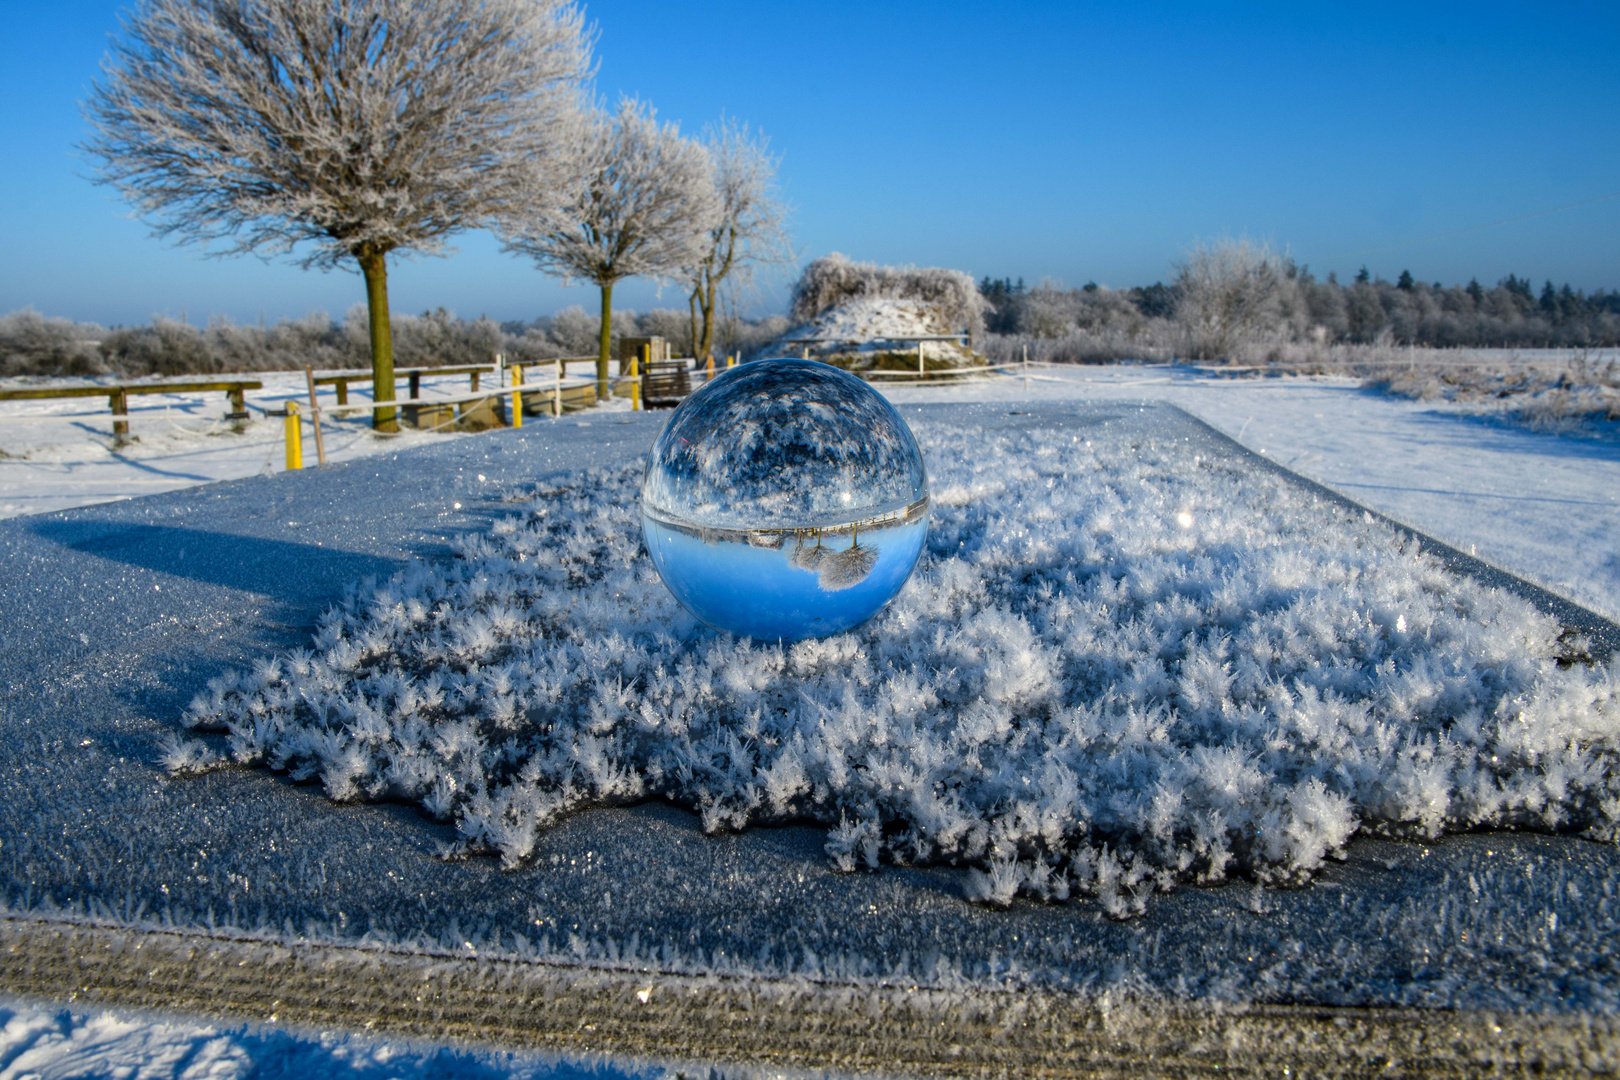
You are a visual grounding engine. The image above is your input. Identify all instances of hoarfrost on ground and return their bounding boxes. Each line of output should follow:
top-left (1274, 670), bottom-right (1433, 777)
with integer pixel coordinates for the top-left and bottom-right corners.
top-left (178, 419), bottom-right (1620, 916)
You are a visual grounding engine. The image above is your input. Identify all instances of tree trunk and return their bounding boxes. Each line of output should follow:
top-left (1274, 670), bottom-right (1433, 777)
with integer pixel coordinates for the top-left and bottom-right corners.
top-left (358, 249), bottom-right (397, 432)
top-left (597, 281), bottom-right (613, 399)
top-left (687, 287), bottom-right (702, 361)
top-left (689, 273), bottom-right (719, 363)
top-left (700, 275), bottom-right (718, 360)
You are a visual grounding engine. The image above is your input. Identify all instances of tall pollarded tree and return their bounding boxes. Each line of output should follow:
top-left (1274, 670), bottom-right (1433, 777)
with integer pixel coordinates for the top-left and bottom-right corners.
top-left (84, 0), bottom-right (591, 430)
top-left (500, 98), bottom-right (719, 397)
top-left (684, 117), bottom-right (792, 363)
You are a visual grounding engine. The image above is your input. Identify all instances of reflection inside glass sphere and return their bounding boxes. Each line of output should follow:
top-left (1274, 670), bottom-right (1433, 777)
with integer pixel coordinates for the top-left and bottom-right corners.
top-left (641, 358), bottom-right (929, 641)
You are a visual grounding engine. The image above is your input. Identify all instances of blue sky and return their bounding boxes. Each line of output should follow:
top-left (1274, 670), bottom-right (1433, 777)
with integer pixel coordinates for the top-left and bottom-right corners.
top-left (2, 0), bottom-right (1618, 326)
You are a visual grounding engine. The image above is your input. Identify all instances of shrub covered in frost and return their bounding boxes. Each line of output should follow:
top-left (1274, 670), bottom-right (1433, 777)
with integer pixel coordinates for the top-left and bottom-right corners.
top-left (179, 423), bottom-right (1620, 916)
top-left (789, 254), bottom-right (988, 338)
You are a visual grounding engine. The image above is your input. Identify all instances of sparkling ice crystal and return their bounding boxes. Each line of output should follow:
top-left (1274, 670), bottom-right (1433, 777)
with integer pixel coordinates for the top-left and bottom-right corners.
top-left (641, 359), bottom-right (929, 641)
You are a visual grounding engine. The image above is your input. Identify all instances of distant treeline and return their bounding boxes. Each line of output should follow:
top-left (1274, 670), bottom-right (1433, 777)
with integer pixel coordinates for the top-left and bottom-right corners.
top-left (979, 265), bottom-right (1620, 351)
top-left (0, 305), bottom-right (790, 379)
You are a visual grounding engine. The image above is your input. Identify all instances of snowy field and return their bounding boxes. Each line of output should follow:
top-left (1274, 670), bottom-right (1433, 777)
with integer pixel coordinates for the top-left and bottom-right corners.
top-left (2, 363), bottom-right (1614, 622)
top-left (0, 370), bottom-right (628, 520)
top-left (888, 365), bottom-right (1620, 622)
top-left (0, 998), bottom-right (642, 1080)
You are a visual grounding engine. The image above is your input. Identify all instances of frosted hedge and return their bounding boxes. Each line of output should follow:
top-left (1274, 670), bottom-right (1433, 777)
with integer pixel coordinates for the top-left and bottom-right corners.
top-left (175, 421), bottom-right (1620, 916)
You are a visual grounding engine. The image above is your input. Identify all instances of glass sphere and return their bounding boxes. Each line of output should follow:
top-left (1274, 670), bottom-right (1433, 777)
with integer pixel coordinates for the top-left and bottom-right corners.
top-left (641, 358), bottom-right (929, 641)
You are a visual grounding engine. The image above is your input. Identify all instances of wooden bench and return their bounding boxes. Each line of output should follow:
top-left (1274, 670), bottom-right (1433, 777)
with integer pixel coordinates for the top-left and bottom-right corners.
top-left (641, 361), bottom-right (692, 409)
top-left (0, 379), bottom-right (264, 436)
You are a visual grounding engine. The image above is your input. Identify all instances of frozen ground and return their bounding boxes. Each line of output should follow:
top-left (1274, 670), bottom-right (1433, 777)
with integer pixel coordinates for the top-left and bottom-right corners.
top-left (2, 401), bottom-right (1618, 1076)
top-left (881, 366), bottom-right (1620, 622)
top-left (176, 414), bottom-right (1619, 914)
top-left (2, 363), bottom-right (1613, 623)
top-left (0, 997), bottom-right (642, 1080)
top-left (0, 370), bottom-right (627, 519)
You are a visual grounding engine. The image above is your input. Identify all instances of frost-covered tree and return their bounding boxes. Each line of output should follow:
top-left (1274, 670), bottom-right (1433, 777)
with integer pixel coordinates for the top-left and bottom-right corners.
top-left (684, 118), bottom-right (792, 362)
top-left (83, 0), bottom-right (590, 429)
top-left (1173, 239), bottom-right (1290, 360)
top-left (500, 98), bottom-right (719, 396)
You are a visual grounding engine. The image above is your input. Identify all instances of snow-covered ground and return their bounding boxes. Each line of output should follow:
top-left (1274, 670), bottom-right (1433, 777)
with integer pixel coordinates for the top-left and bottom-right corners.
top-left (0, 370), bottom-right (628, 519)
top-left (3, 364), bottom-right (1612, 620)
top-left (5, 364), bottom-right (1620, 1078)
top-left (0, 998), bottom-right (642, 1080)
top-left (174, 410), bottom-right (1619, 914)
top-left (881, 366), bottom-right (1620, 621)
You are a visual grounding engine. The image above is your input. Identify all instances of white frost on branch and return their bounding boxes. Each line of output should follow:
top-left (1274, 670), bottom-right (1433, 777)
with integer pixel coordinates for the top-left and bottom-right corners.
top-left (180, 424), bottom-right (1620, 916)
top-left (499, 98), bottom-right (720, 290)
top-left (84, 0), bottom-right (592, 269)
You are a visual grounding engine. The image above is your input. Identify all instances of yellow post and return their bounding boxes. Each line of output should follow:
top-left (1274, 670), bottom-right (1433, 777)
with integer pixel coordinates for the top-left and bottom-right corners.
top-left (706, 354), bottom-right (714, 380)
top-left (630, 344), bottom-right (645, 411)
top-left (727, 353), bottom-right (736, 369)
top-left (284, 400), bottom-right (302, 470)
top-left (510, 364), bottom-right (523, 428)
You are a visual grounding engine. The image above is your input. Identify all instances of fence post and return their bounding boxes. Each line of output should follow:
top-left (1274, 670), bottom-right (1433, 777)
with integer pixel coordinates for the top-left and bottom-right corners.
top-left (728, 353), bottom-right (736, 369)
top-left (631, 345), bottom-right (644, 411)
top-left (108, 388), bottom-right (130, 440)
top-left (706, 354), bottom-right (715, 380)
top-left (303, 365), bottom-right (326, 466)
top-left (1023, 344), bottom-right (1029, 388)
top-left (918, 341), bottom-right (925, 379)
top-left (284, 400), bottom-right (302, 471)
top-left (554, 359), bottom-right (562, 418)
top-left (511, 363), bottom-right (524, 429)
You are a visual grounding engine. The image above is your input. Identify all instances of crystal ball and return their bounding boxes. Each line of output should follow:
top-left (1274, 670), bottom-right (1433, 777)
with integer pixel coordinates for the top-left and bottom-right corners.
top-left (641, 358), bottom-right (929, 641)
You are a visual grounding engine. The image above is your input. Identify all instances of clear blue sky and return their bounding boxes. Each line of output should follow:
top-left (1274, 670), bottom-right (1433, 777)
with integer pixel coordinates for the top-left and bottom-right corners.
top-left (2, 0), bottom-right (1618, 326)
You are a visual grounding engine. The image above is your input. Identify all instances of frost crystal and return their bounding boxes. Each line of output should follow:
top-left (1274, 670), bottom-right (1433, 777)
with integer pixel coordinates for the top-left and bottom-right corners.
top-left (181, 422), bottom-right (1620, 914)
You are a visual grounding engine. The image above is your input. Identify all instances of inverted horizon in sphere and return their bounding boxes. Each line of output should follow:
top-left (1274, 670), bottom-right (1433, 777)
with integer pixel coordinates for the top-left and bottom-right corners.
top-left (641, 358), bottom-right (929, 640)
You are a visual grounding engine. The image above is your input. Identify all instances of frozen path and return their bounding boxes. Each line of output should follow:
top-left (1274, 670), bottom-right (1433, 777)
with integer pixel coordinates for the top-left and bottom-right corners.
top-left (883, 366), bottom-right (1620, 622)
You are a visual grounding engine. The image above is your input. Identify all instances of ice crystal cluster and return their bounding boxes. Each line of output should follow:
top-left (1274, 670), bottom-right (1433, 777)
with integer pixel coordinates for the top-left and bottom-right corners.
top-left (178, 421), bottom-right (1620, 915)
top-left (642, 359), bottom-right (929, 640)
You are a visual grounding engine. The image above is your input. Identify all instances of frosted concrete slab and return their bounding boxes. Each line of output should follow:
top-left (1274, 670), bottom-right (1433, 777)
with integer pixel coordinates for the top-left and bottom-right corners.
top-left (1, 402), bottom-right (1616, 1076)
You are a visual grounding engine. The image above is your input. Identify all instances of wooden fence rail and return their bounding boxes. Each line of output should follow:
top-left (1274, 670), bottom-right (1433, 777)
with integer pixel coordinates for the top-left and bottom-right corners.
top-left (0, 379), bottom-right (263, 436)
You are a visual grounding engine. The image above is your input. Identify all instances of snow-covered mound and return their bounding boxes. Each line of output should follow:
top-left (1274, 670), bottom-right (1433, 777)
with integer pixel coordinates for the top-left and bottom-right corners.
top-left (776, 298), bottom-right (984, 372)
top-left (175, 421), bottom-right (1620, 916)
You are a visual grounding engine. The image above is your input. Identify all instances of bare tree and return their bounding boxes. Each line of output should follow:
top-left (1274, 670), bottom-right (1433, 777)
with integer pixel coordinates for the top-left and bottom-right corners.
top-left (684, 118), bottom-right (792, 362)
top-left (1174, 239), bottom-right (1291, 361)
top-left (500, 98), bottom-right (719, 397)
top-left (84, 0), bottom-right (590, 430)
